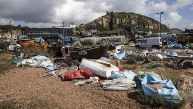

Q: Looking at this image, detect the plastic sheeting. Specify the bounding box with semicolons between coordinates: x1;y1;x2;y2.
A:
113;51;126;59
16;59;38;67
33;55;49;61
100;78;136;91
129;41;135;47
79;58;119;78
12;58;24;64
136;49;148;57
141;74;182;105
167;40;182;48
61;69;94;81
163;50;178;58
110;70;136;80
137;71;165;81
8;44;21;51
15;55;59;76
74;77;99;85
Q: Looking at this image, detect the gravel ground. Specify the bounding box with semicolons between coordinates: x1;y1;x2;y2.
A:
1;66;192;108
0;67;141;108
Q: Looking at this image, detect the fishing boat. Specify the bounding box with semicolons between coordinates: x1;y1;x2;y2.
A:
47;44;109;60
64;44;109;60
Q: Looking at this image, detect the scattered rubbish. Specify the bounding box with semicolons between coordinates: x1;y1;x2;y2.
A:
124;53;147;65
74;77;99;85
100;78;136;91
129;41;135;47
143;61;165;69
167;40;182;48
8;44;22;51
113;51;126;59
110;70;136;80
137;71;165;81
163;50;178;58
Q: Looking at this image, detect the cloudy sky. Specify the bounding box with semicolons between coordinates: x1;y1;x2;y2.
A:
0;0;193;30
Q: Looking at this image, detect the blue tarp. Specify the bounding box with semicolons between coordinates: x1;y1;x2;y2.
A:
35;37;42;43
44;65;57;71
63;36;71;46
12;58;24;64
167;40;182;48
104;53;110;59
163;50;178;58
113;51;126;59
141;74;182;105
174;43;182;48
110;70;136;80
34;55;49;61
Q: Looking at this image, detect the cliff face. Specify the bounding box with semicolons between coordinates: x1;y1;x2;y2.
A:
82;12;169;32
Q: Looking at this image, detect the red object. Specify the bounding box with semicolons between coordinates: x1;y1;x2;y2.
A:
63;69;93;81
119;68;124;72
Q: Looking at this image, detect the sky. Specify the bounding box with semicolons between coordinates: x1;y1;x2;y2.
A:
0;0;193;30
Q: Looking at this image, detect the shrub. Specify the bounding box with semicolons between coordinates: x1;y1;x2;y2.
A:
122;64;138;70
0;100;18;109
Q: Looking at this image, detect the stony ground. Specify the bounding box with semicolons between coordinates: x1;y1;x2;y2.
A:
0;47;193;109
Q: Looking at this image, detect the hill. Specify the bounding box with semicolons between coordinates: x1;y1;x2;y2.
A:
78;11;169;33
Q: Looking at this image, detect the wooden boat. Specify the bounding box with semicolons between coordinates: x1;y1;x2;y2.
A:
47;44;109;59
68;45;108;60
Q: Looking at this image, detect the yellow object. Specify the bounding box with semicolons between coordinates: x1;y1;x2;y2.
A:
19;39;47;48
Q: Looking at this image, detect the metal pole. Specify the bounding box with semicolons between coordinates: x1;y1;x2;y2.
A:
160;13;161;39
10;21;12;40
62;22;64;46
63;22;64;36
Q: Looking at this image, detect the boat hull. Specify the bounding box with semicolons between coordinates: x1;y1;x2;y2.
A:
70;45;108;60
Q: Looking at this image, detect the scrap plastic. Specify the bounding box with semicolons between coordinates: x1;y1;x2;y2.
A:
100;78;136;91
110;70;136;80
141;74;182;105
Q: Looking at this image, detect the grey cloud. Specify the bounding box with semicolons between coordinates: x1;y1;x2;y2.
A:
0;0;191;28
0;0;66;23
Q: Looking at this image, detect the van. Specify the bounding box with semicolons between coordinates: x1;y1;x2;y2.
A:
135;37;162;49
156;33;177;40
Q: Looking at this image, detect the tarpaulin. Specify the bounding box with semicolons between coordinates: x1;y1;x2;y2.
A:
109;70;136;80
33;55;49;61
141;74;182;105
62;69;94;81
163;50;178;58
113;51;126;59
100;78;136;91
137;71;165;81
